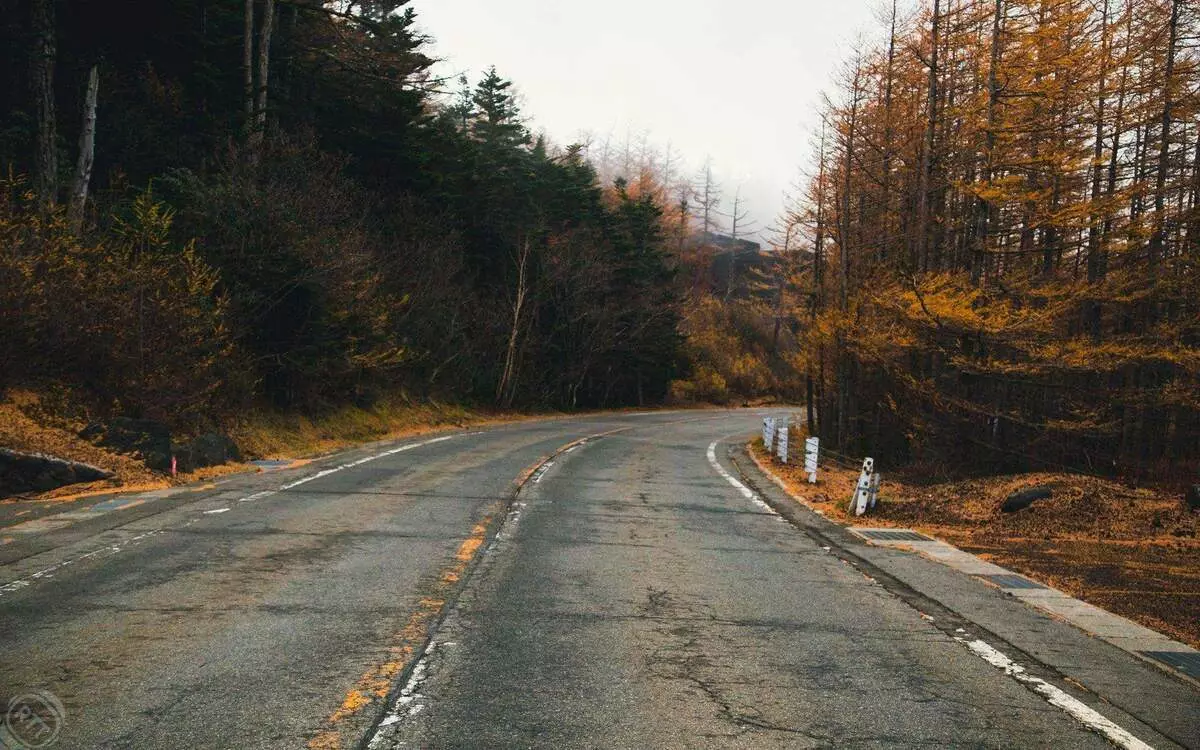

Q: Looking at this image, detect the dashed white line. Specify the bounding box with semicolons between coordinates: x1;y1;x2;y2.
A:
956;637;1155;749
0;434;466;598
242;434;461;503
0;530;164;596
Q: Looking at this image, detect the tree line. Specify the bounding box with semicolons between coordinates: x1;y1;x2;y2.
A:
0;0;684;427
788;0;1198;482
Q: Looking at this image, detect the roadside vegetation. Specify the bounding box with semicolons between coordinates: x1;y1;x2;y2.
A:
0;0;812;500
2;0;1196;527
751;434;1199;648
781;0;1199;489
1;0;686;433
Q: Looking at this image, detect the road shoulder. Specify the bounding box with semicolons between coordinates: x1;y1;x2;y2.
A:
732;441;1200;750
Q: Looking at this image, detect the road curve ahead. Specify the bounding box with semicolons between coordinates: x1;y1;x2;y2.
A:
1;410;1195;749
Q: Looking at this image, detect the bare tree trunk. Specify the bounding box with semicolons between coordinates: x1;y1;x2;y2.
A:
808;120;827;438
839;60;861;313
724;187;752;301
248;0;275;157
972;0;1003;286
1043;62;1071;276
67;65;99;234
676;191;689;255
1147;0;1179;270
772;224;793;352
1188;128;1200;256
243;0;255;127
241;0;253;127
497;238;531;407
915;0;941;271
32;0;58;213
880;0;898;265
1084;0;1111;337
836;60;862;448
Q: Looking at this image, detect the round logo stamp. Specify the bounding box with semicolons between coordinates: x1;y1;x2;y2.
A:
4;691;65;749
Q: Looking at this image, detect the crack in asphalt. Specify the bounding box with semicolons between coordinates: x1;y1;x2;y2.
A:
640;588;819;744
725;442;1182;750
358;429;631;750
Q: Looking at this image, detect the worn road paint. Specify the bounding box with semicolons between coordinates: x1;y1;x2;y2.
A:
307;517;495;750
529;438;590;485
706;440;777;515
358;430;623;750
0;530;164;597
957;637;1155;750
0;434;465;600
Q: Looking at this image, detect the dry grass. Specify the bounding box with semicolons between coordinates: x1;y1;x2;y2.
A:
752;436;1200;648
0;390;163;502
229;398;487;459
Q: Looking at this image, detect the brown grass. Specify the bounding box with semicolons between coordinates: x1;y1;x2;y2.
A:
0;390;163;502
751;435;1200;648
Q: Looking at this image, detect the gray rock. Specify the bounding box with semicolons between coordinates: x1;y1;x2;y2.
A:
172;433;241;473
79;418;172;472
1001;485;1053;513
0;448;114;496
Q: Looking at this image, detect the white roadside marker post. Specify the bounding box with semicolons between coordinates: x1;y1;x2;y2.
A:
868;471;881;510
776;418;789;463
762;417;776;453
850;457;874;516
804;437;819;483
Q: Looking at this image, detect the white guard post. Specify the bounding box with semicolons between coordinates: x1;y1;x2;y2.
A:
762;417;776;452
776;418;789;463
868;472;881;509
804;437;819;483
851;457;874;516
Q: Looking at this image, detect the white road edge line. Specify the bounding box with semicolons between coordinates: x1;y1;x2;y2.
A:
712;438;1155;749
203;508;230;514
706;440;776;515
0;530;164;596
957;637;1155;750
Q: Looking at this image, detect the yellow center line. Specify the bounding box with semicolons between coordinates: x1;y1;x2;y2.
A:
307;429;626;749
306;516;493;749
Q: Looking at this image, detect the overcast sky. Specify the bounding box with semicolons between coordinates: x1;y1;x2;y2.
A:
411;0;889;244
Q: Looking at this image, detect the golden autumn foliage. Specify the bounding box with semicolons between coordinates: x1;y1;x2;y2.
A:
788;0;1200;483
670;295;807;405
0;177;250;425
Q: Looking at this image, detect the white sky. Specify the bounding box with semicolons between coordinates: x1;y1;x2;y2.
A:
411;0;890;244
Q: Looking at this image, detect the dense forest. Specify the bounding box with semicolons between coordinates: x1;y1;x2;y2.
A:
5;0;1192;486
789;0;1199;483
0;0;699;427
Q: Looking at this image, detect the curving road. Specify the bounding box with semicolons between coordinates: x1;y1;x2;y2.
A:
0;410;1195;749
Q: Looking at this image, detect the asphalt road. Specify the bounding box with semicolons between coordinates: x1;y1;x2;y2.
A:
1;410;1195;749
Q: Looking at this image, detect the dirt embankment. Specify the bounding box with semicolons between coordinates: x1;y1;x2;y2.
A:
752;439;1200;648
0;391;167;501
